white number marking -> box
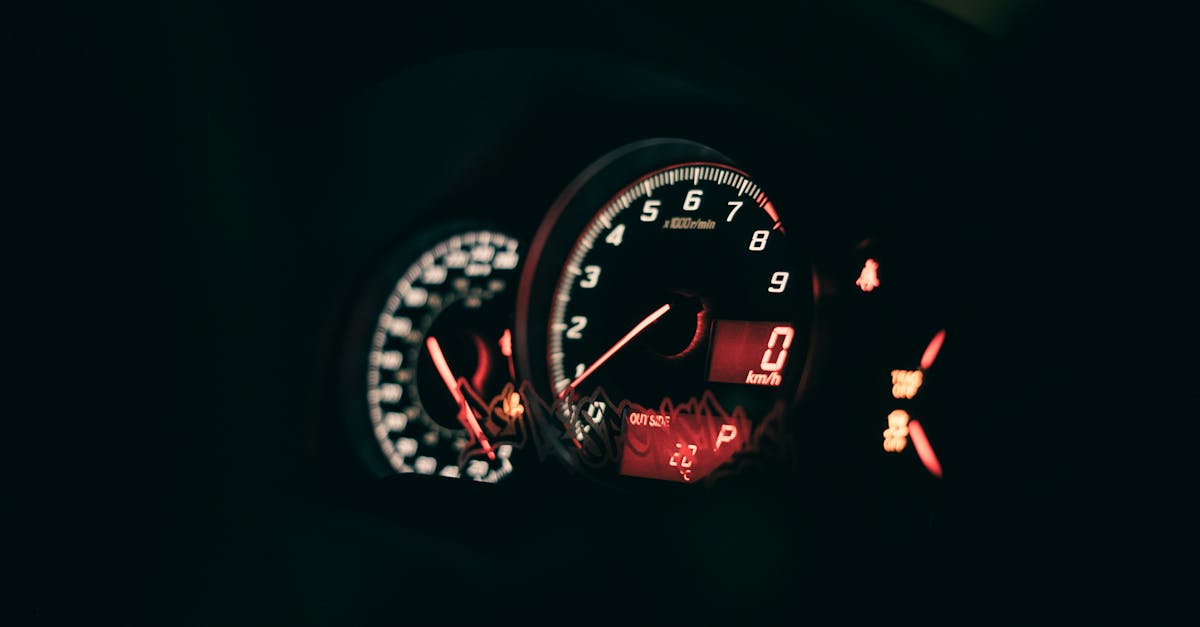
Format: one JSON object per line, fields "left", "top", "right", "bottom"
{"left": 566, "top": 316, "right": 587, "bottom": 340}
{"left": 493, "top": 251, "right": 519, "bottom": 270}
{"left": 580, "top": 265, "right": 601, "bottom": 288}
{"left": 421, "top": 265, "right": 447, "bottom": 285}
{"left": 380, "top": 351, "right": 403, "bottom": 369}
{"left": 403, "top": 287, "right": 428, "bottom": 307}
{"left": 605, "top": 223, "right": 626, "bottom": 246}
{"left": 640, "top": 199, "right": 661, "bottom": 222}
{"left": 749, "top": 230, "right": 770, "bottom": 251}
{"left": 768, "top": 271, "right": 789, "bottom": 293}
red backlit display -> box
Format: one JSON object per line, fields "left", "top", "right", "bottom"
{"left": 706, "top": 320, "right": 795, "bottom": 386}
{"left": 619, "top": 409, "right": 752, "bottom": 483}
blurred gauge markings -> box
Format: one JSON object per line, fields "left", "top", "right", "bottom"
{"left": 882, "top": 329, "right": 945, "bottom": 478}
{"left": 357, "top": 227, "right": 523, "bottom": 481}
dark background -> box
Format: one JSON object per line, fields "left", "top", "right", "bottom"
{"left": 6, "top": 1, "right": 1194, "bottom": 623}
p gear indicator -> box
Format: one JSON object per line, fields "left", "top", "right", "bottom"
{"left": 618, "top": 394, "right": 752, "bottom": 483}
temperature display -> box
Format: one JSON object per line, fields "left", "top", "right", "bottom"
{"left": 706, "top": 320, "right": 796, "bottom": 387}
{"left": 619, "top": 409, "right": 752, "bottom": 483}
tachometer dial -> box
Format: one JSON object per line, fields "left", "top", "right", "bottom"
{"left": 346, "top": 225, "right": 524, "bottom": 482}
{"left": 548, "top": 162, "right": 795, "bottom": 402}
{"left": 517, "top": 139, "right": 815, "bottom": 485}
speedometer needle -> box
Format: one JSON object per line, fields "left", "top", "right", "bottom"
{"left": 564, "top": 303, "right": 672, "bottom": 396}
{"left": 425, "top": 335, "right": 496, "bottom": 460}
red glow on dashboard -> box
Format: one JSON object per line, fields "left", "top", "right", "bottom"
{"left": 920, "top": 329, "right": 945, "bottom": 370}
{"left": 425, "top": 336, "right": 496, "bottom": 460}
{"left": 426, "top": 336, "right": 464, "bottom": 406}
{"left": 619, "top": 408, "right": 751, "bottom": 483}
{"left": 499, "top": 328, "right": 512, "bottom": 358}
{"left": 907, "top": 419, "right": 942, "bottom": 478}
{"left": 470, "top": 334, "right": 490, "bottom": 394}
{"left": 761, "top": 198, "right": 783, "bottom": 231}
{"left": 707, "top": 320, "right": 794, "bottom": 386}
{"left": 754, "top": 193, "right": 785, "bottom": 232}
{"left": 856, "top": 258, "right": 880, "bottom": 292}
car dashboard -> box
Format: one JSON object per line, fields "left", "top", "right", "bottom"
{"left": 10, "top": 1, "right": 1192, "bottom": 624}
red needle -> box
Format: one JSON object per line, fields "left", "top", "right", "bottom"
{"left": 920, "top": 329, "right": 946, "bottom": 370}
{"left": 564, "top": 303, "right": 671, "bottom": 395}
{"left": 907, "top": 419, "right": 943, "bottom": 478}
{"left": 425, "top": 335, "right": 496, "bottom": 460}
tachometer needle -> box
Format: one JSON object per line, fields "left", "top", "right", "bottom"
{"left": 425, "top": 335, "right": 496, "bottom": 460}
{"left": 564, "top": 303, "right": 672, "bottom": 395}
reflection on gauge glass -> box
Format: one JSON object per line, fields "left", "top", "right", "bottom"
{"left": 516, "top": 139, "right": 814, "bottom": 485}
{"left": 360, "top": 227, "right": 522, "bottom": 482}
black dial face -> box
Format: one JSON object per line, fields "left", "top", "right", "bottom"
{"left": 519, "top": 144, "right": 814, "bottom": 484}
{"left": 550, "top": 163, "right": 803, "bottom": 411}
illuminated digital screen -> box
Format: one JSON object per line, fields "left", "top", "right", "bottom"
{"left": 619, "top": 409, "right": 752, "bottom": 483}
{"left": 706, "top": 320, "right": 795, "bottom": 386}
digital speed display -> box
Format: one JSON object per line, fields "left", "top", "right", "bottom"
{"left": 706, "top": 320, "right": 796, "bottom": 387}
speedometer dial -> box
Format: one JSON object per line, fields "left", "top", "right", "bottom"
{"left": 345, "top": 224, "right": 524, "bottom": 482}
{"left": 517, "top": 139, "right": 814, "bottom": 485}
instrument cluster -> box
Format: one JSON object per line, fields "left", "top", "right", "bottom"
{"left": 325, "top": 50, "right": 980, "bottom": 512}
